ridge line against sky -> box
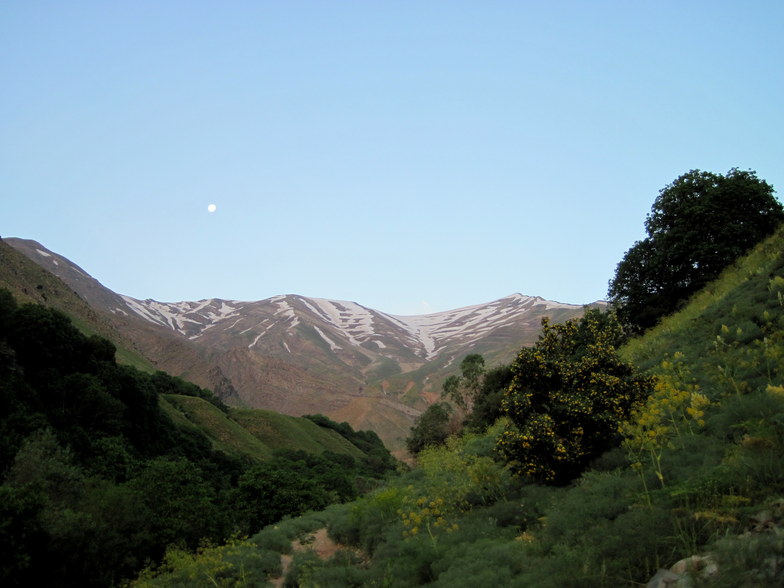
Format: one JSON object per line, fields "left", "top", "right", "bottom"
{"left": 2, "top": 1, "right": 782, "bottom": 315}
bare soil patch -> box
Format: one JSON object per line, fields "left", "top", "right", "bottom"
{"left": 270, "top": 528, "right": 343, "bottom": 587}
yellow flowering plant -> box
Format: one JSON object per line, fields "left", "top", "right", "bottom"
{"left": 620, "top": 352, "right": 710, "bottom": 490}
{"left": 498, "top": 310, "right": 652, "bottom": 484}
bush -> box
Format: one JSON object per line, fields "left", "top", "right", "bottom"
{"left": 499, "top": 310, "right": 652, "bottom": 484}
{"left": 405, "top": 402, "right": 453, "bottom": 455}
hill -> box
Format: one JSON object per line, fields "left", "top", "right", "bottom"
{"left": 0, "top": 291, "right": 399, "bottom": 586}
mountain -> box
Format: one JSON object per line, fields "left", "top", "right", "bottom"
{"left": 3, "top": 237, "right": 601, "bottom": 450}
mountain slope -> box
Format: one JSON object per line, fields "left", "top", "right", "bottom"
{"left": 3, "top": 237, "right": 599, "bottom": 450}
{"left": 159, "top": 394, "right": 369, "bottom": 462}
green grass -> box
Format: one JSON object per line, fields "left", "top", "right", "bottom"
{"left": 1, "top": 239, "right": 155, "bottom": 372}
{"left": 66, "top": 313, "right": 156, "bottom": 371}
{"left": 160, "top": 394, "right": 274, "bottom": 461}
{"left": 621, "top": 224, "right": 784, "bottom": 374}
{"left": 231, "top": 408, "right": 366, "bottom": 459}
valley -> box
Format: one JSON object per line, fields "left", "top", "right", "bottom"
{"left": 2, "top": 237, "right": 599, "bottom": 450}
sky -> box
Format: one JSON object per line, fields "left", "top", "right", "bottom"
{"left": 2, "top": 1, "right": 782, "bottom": 316}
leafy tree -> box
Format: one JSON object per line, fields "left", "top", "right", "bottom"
{"left": 233, "top": 460, "right": 329, "bottom": 533}
{"left": 497, "top": 310, "right": 652, "bottom": 484}
{"left": 0, "top": 484, "right": 46, "bottom": 586}
{"left": 5, "top": 303, "right": 88, "bottom": 386}
{"left": 406, "top": 402, "right": 453, "bottom": 455}
{"left": 442, "top": 354, "right": 485, "bottom": 411}
{"left": 609, "top": 168, "right": 784, "bottom": 331}
{"left": 463, "top": 364, "right": 514, "bottom": 432}
{"left": 126, "top": 457, "right": 225, "bottom": 552}
{"left": 441, "top": 355, "right": 514, "bottom": 433}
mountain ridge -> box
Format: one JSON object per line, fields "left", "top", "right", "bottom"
{"left": 3, "top": 236, "right": 601, "bottom": 450}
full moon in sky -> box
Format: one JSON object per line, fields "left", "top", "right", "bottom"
{"left": 207, "top": 204, "right": 217, "bottom": 213}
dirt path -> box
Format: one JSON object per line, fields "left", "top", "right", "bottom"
{"left": 271, "top": 528, "right": 341, "bottom": 587}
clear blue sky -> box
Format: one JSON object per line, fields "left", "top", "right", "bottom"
{"left": 2, "top": 1, "right": 782, "bottom": 315}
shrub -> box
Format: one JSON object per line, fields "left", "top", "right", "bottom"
{"left": 499, "top": 310, "right": 652, "bottom": 484}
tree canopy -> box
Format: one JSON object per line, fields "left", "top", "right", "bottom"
{"left": 0, "top": 290, "right": 397, "bottom": 586}
{"left": 405, "top": 402, "right": 453, "bottom": 455}
{"left": 441, "top": 353, "right": 486, "bottom": 411}
{"left": 497, "top": 310, "right": 652, "bottom": 484}
{"left": 608, "top": 168, "right": 783, "bottom": 331}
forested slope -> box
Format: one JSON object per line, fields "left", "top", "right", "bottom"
{"left": 0, "top": 290, "right": 397, "bottom": 587}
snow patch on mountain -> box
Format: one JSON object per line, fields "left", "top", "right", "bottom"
{"left": 302, "top": 297, "right": 377, "bottom": 346}
{"left": 386, "top": 294, "right": 543, "bottom": 359}
{"left": 119, "top": 291, "right": 596, "bottom": 362}
{"left": 121, "top": 296, "right": 243, "bottom": 336}
{"left": 274, "top": 297, "right": 300, "bottom": 328}
{"left": 313, "top": 325, "right": 341, "bottom": 351}
{"left": 248, "top": 330, "right": 265, "bottom": 349}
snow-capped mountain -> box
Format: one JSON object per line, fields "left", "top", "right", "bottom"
{"left": 116, "top": 292, "right": 583, "bottom": 362}
{"left": 3, "top": 237, "right": 601, "bottom": 450}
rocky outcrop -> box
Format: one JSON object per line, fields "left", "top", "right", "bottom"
{"left": 648, "top": 500, "right": 784, "bottom": 587}
{"left": 647, "top": 555, "right": 717, "bottom": 588}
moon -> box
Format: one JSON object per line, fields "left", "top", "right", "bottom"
{"left": 207, "top": 204, "right": 217, "bottom": 213}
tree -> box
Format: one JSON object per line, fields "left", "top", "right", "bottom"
{"left": 406, "top": 402, "right": 453, "bottom": 455}
{"left": 126, "top": 457, "right": 224, "bottom": 551}
{"left": 464, "top": 364, "right": 514, "bottom": 432}
{"left": 441, "top": 354, "right": 485, "bottom": 411}
{"left": 233, "top": 460, "right": 329, "bottom": 533}
{"left": 497, "top": 310, "right": 652, "bottom": 484}
{"left": 609, "top": 168, "right": 784, "bottom": 331}
{"left": 441, "top": 354, "right": 515, "bottom": 433}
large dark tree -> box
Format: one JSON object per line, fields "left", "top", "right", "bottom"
{"left": 497, "top": 310, "right": 651, "bottom": 485}
{"left": 609, "top": 168, "right": 784, "bottom": 331}
{"left": 405, "top": 402, "right": 453, "bottom": 455}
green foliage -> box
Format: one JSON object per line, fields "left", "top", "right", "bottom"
{"left": 152, "top": 370, "right": 228, "bottom": 412}
{"left": 127, "top": 457, "right": 226, "bottom": 552}
{"left": 498, "top": 310, "right": 652, "bottom": 484}
{"left": 328, "top": 487, "right": 406, "bottom": 556}
{"left": 231, "top": 408, "right": 367, "bottom": 459}
{"left": 405, "top": 402, "right": 453, "bottom": 455}
{"left": 441, "top": 353, "right": 485, "bottom": 411}
{"left": 704, "top": 525, "right": 784, "bottom": 587}
{"left": 621, "top": 352, "right": 710, "bottom": 489}
{"left": 400, "top": 431, "right": 512, "bottom": 541}
{"left": 609, "top": 168, "right": 784, "bottom": 331}
{"left": 438, "top": 353, "right": 514, "bottom": 433}
{"left": 133, "top": 537, "right": 279, "bottom": 587}
{"left": 463, "top": 364, "right": 513, "bottom": 432}
{"left": 0, "top": 290, "right": 393, "bottom": 586}
{"left": 304, "top": 413, "right": 397, "bottom": 474}
{"left": 160, "top": 394, "right": 275, "bottom": 462}
{"left": 0, "top": 484, "right": 46, "bottom": 584}
{"left": 233, "top": 451, "right": 361, "bottom": 535}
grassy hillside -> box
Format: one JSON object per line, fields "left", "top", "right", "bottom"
{"left": 0, "top": 238, "right": 155, "bottom": 371}
{"left": 231, "top": 408, "right": 367, "bottom": 459}
{"left": 160, "top": 395, "right": 275, "bottom": 461}
{"left": 136, "top": 226, "right": 784, "bottom": 586}
{"left": 622, "top": 224, "right": 784, "bottom": 373}
{"left": 160, "top": 395, "right": 376, "bottom": 463}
